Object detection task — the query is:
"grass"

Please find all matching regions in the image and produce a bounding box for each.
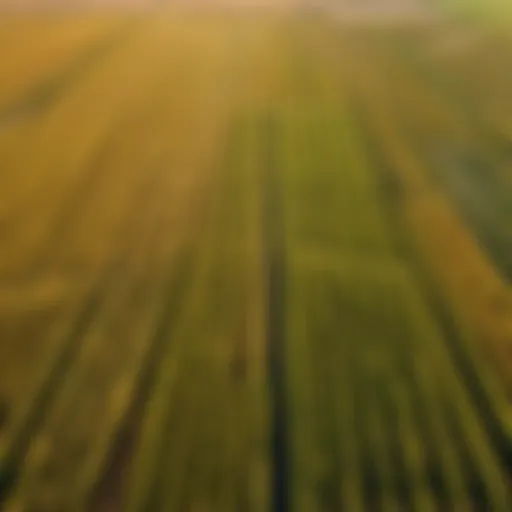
[0,8,511,512]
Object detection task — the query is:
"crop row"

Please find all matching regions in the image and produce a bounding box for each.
[0,19,238,510]
[126,115,269,512]
[279,102,511,510]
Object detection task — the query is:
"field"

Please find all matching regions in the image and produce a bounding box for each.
[0,7,511,512]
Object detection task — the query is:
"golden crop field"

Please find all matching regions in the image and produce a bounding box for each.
[0,7,510,512]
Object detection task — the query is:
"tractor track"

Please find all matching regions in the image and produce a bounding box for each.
[261,114,290,512]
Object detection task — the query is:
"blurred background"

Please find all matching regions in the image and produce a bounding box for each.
[0,1,511,511]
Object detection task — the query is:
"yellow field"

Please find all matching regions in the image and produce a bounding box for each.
[0,10,510,512]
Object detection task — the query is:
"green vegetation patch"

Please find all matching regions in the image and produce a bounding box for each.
[287,260,511,511]
[280,105,393,258]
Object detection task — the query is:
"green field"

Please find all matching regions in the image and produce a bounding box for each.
[0,8,511,512]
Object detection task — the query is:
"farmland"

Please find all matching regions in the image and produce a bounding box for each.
[0,6,511,512]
